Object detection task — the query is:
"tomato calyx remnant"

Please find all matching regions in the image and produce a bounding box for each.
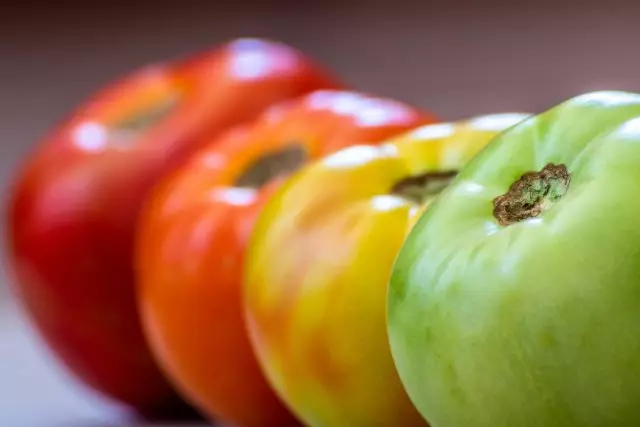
[235,144,308,188]
[110,94,181,142]
[493,163,570,226]
[391,170,458,205]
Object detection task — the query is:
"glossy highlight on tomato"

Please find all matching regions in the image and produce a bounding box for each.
[135,89,436,426]
[5,38,341,415]
[243,112,530,427]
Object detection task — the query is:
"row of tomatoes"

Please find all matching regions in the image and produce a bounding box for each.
[5,38,529,426]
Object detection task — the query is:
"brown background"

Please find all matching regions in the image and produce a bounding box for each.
[2,0,639,425]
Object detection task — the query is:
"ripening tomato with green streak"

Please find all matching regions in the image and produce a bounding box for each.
[243,112,530,427]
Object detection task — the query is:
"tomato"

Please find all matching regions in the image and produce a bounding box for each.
[387,91,640,427]
[243,113,530,426]
[135,89,436,427]
[5,38,341,415]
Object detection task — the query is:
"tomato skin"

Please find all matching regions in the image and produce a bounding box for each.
[243,113,530,427]
[135,89,436,427]
[5,38,341,414]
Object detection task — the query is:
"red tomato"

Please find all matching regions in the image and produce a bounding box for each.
[6,38,341,415]
[135,89,438,426]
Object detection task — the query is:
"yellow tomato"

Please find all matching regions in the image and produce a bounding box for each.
[243,113,530,427]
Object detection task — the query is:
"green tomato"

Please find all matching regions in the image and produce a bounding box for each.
[387,91,640,427]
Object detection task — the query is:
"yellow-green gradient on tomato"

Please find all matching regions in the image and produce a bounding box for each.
[243,112,529,427]
[388,91,640,427]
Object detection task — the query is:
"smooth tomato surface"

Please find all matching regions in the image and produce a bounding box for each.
[135,89,436,426]
[389,91,640,427]
[6,38,340,414]
[244,113,529,426]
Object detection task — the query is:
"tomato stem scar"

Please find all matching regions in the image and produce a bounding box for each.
[391,170,458,204]
[110,94,181,143]
[235,144,308,188]
[493,163,570,226]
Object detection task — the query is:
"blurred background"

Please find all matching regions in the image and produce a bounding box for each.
[2,0,639,425]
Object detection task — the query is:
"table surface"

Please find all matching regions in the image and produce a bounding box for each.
[0,296,212,427]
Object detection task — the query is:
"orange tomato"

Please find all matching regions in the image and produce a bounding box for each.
[135,89,437,426]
